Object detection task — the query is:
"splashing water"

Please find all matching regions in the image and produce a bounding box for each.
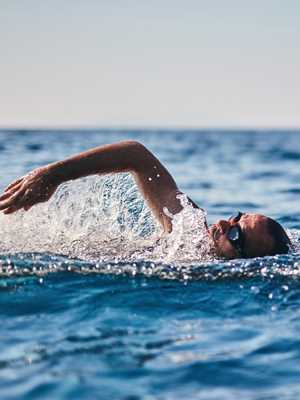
[0,174,212,265]
[156,193,213,262]
[1,174,300,282]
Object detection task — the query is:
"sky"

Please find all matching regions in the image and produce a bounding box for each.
[0,0,299,128]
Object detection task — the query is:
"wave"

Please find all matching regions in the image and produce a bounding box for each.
[1,251,300,282]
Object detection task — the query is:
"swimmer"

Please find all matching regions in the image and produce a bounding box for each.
[0,140,291,259]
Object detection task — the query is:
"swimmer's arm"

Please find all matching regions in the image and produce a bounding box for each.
[0,141,184,231]
[52,141,183,230]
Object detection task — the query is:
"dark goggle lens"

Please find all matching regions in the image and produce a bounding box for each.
[227,226,240,242]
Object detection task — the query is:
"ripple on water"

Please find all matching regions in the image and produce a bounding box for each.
[2,130,300,399]
[1,251,300,282]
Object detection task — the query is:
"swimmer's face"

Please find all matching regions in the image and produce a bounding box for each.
[209,212,277,259]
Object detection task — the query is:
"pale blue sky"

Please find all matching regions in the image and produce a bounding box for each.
[0,0,299,128]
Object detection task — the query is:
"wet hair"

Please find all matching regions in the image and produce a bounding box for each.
[267,218,291,255]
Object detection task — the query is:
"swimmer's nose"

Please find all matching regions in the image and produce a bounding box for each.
[218,220,230,233]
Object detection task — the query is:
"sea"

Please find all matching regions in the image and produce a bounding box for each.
[1,129,300,400]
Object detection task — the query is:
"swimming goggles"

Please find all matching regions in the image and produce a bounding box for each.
[227,212,245,257]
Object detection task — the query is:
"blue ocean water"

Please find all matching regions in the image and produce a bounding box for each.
[1,129,300,399]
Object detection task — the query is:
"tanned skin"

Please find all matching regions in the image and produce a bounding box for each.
[0,140,279,259]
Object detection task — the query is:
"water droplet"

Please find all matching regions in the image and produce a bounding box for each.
[39,278,43,284]
[282,285,289,291]
[156,174,160,178]
[148,177,152,181]
[251,286,260,294]
[268,293,273,299]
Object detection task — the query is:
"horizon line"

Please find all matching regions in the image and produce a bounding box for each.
[1,124,300,132]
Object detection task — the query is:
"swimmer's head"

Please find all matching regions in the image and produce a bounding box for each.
[209,212,291,259]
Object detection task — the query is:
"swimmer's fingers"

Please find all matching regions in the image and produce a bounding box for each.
[0,178,25,203]
[2,195,32,214]
[0,183,23,201]
[3,206,19,214]
[23,204,33,211]
[2,195,31,214]
[3,195,34,214]
[0,192,12,202]
[0,188,26,211]
[4,177,24,192]
[22,195,38,211]
[0,171,59,214]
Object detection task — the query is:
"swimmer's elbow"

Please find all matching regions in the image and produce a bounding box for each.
[121,140,147,152]
[119,140,152,171]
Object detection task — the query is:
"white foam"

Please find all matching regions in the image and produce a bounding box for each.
[0,175,212,263]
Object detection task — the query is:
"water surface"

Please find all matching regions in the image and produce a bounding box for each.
[1,129,300,400]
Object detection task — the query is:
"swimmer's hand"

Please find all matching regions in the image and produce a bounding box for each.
[0,168,59,214]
